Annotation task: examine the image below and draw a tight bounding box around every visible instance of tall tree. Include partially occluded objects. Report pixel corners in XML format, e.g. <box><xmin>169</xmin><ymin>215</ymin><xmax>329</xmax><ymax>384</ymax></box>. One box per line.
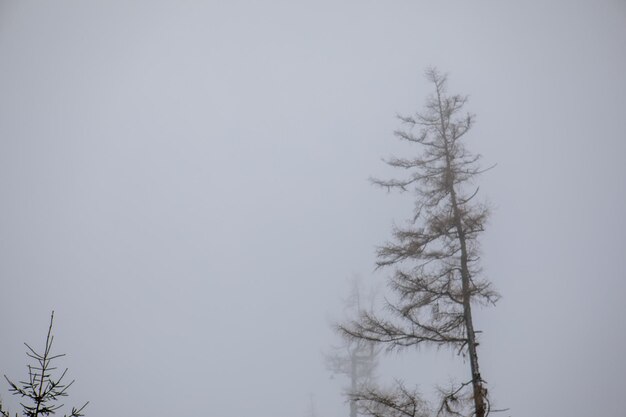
<box><xmin>340</xmin><ymin>68</ymin><xmax>498</xmax><ymax>417</ymax></box>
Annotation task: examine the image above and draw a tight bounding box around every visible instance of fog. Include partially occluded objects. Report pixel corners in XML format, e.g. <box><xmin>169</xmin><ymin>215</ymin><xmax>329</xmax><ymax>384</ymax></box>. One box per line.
<box><xmin>1</xmin><ymin>1</ymin><xmax>625</xmax><ymax>416</ymax></box>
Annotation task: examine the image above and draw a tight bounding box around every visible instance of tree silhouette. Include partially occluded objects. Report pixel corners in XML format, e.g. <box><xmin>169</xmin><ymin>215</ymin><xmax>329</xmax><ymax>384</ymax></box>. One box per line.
<box><xmin>0</xmin><ymin>312</ymin><xmax>88</xmax><ymax>417</ymax></box>
<box><xmin>340</xmin><ymin>68</ymin><xmax>498</xmax><ymax>417</ymax></box>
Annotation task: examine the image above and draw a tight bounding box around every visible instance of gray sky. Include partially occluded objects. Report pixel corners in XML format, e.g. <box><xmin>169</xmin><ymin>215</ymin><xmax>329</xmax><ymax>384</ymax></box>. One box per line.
<box><xmin>1</xmin><ymin>1</ymin><xmax>625</xmax><ymax>416</ymax></box>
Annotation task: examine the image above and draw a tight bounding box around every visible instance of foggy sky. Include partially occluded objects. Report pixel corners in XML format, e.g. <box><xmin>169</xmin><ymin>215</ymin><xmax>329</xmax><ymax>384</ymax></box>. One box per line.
<box><xmin>1</xmin><ymin>1</ymin><xmax>625</xmax><ymax>417</ymax></box>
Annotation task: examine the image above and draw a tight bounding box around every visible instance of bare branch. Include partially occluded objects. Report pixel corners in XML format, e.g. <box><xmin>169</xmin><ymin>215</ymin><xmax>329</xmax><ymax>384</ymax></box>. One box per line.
<box><xmin>351</xmin><ymin>382</ymin><xmax>430</xmax><ymax>417</ymax></box>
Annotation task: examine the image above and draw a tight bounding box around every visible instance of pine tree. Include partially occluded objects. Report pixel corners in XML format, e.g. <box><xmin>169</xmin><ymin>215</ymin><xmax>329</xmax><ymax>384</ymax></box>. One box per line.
<box><xmin>0</xmin><ymin>312</ymin><xmax>88</xmax><ymax>417</ymax></box>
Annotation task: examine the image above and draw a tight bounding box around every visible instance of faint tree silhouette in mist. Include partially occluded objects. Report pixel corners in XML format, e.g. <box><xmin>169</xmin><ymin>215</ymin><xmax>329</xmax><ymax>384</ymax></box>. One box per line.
<box><xmin>327</xmin><ymin>276</ymin><xmax>380</xmax><ymax>417</ymax></box>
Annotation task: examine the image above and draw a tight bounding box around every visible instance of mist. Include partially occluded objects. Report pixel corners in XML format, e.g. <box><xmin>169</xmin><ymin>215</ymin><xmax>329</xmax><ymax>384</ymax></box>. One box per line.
<box><xmin>1</xmin><ymin>2</ymin><xmax>625</xmax><ymax>417</ymax></box>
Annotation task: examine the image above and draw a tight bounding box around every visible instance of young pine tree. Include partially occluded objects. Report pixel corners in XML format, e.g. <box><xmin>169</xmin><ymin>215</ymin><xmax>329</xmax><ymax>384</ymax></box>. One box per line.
<box><xmin>0</xmin><ymin>312</ymin><xmax>88</xmax><ymax>417</ymax></box>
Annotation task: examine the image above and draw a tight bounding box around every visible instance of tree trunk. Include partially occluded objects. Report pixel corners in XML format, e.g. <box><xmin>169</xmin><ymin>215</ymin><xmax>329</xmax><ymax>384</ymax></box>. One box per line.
<box><xmin>437</xmin><ymin>86</ymin><xmax>487</xmax><ymax>417</ymax></box>
<box><xmin>451</xmin><ymin>188</ymin><xmax>486</xmax><ymax>417</ymax></box>
<box><xmin>350</xmin><ymin>352</ymin><xmax>357</xmax><ymax>417</ymax></box>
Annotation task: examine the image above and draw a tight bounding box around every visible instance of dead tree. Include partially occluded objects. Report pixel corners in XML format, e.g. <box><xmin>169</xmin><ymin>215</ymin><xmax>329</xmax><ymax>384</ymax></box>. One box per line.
<box><xmin>340</xmin><ymin>68</ymin><xmax>498</xmax><ymax>417</ymax></box>
<box><xmin>0</xmin><ymin>312</ymin><xmax>88</xmax><ymax>417</ymax></box>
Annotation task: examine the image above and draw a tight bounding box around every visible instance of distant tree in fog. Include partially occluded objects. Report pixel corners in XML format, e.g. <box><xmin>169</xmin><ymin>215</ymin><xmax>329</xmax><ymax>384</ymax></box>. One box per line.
<box><xmin>340</xmin><ymin>68</ymin><xmax>498</xmax><ymax>417</ymax></box>
<box><xmin>327</xmin><ymin>277</ymin><xmax>380</xmax><ymax>417</ymax></box>
<box><xmin>0</xmin><ymin>312</ymin><xmax>88</xmax><ymax>417</ymax></box>
<box><xmin>306</xmin><ymin>394</ymin><xmax>320</xmax><ymax>417</ymax></box>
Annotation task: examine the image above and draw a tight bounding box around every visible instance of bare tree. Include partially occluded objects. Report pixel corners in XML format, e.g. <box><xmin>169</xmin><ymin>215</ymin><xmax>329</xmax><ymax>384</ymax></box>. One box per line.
<box><xmin>340</xmin><ymin>68</ymin><xmax>498</xmax><ymax>417</ymax></box>
<box><xmin>0</xmin><ymin>312</ymin><xmax>88</xmax><ymax>417</ymax></box>
<box><xmin>327</xmin><ymin>277</ymin><xmax>380</xmax><ymax>417</ymax></box>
